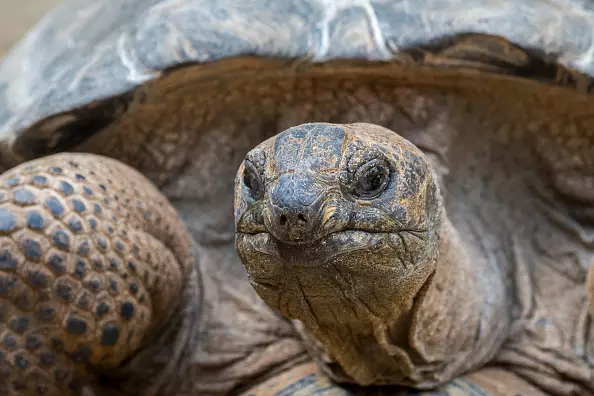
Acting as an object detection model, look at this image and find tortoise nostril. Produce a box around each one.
[278,213,308,227]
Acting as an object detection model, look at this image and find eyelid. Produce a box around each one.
[355,158,384,176]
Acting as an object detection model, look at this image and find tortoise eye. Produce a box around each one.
[353,159,390,199]
[243,160,263,199]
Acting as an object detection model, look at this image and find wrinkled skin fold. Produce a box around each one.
[234,122,594,394]
[2,42,594,395]
[234,123,505,387]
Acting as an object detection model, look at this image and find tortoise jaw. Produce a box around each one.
[236,229,424,330]
[236,228,409,269]
[266,225,321,245]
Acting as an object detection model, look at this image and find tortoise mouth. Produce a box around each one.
[235,229,425,321]
[236,228,417,269]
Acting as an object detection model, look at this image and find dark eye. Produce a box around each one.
[243,160,263,199]
[353,159,390,199]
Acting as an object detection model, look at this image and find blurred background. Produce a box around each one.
[0,0,60,58]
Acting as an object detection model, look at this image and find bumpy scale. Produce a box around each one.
[0,154,193,396]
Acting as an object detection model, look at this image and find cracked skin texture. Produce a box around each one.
[1,32,594,396]
[4,0,594,391]
[235,121,594,395]
[2,71,594,395]
[0,86,569,396]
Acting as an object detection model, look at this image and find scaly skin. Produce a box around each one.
[2,53,594,394]
[0,153,193,396]
[236,124,498,388]
[234,122,594,395]
[234,123,498,386]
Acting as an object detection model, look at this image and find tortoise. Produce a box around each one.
[0,0,593,395]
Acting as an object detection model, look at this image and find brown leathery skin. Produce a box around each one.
[234,123,505,387]
[38,72,594,394]
[234,116,594,394]
[41,73,594,394]
[2,35,594,396]
[0,153,193,395]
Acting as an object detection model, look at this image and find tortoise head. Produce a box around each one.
[234,123,442,331]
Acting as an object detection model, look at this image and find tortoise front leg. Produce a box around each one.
[0,153,194,396]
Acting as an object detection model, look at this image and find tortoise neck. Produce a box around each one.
[404,216,512,374]
[303,213,512,387]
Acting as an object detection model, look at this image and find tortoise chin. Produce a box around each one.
[235,228,429,324]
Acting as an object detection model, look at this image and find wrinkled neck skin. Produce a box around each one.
[296,205,511,388]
